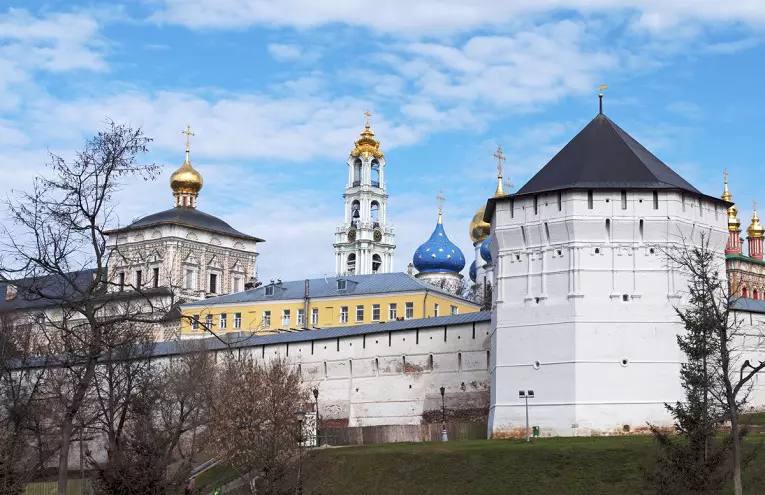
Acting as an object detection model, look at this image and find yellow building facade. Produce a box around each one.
[179,273,480,337]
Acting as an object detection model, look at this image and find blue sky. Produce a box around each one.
[1,1,764,281]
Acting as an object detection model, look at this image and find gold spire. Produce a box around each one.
[170,124,203,205]
[493,145,506,197]
[722,169,741,232]
[350,111,384,159]
[437,190,445,224]
[748,200,764,238]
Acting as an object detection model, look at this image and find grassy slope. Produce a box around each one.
[304,436,765,495]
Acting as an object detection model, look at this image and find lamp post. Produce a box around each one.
[294,410,307,495]
[518,390,535,443]
[312,388,320,446]
[439,386,448,442]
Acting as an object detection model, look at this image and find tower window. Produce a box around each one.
[371,201,380,224]
[352,159,361,186]
[653,190,659,209]
[544,222,551,245]
[371,161,380,187]
[639,219,644,243]
[152,267,160,288]
[682,193,686,212]
[605,218,611,243]
[209,273,218,294]
[588,190,594,209]
[372,254,382,273]
[510,198,514,218]
[621,190,627,210]
[346,254,356,275]
[534,196,539,215]
[557,191,562,211]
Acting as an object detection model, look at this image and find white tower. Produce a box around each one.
[485,104,729,437]
[334,113,396,275]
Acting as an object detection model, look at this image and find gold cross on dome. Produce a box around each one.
[754,199,758,211]
[364,110,372,125]
[437,190,446,214]
[182,124,195,152]
[724,168,729,183]
[494,145,506,177]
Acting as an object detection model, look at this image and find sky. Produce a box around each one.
[1,1,764,282]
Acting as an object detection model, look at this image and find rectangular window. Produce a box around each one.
[337,279,347,290]
[311,308,319,325]
[262,311,271,328]
[282,309,290,327]
[209,273,218,294]
[587,190,594,209]
[233,276,242,293]
[265,285,274,296]
[297,309,305,326]
[192,314,199,331]
[185,269,194,290]
[118,272,125,291]
[653,190,659,210]
[153,267,159,288]
[135,270,142,289]
[450,305,459,315]
[534,196,539,215]
[434,303,439,317]
[389,303,397,320]
[234,312,241,329]
[621,190,627,210]
[372,304,381,321]
[205,314,213,330]
[405,302,414,319]
[356,305,364,322]
[557,191,562,211]
[219,313,227,330]
[340,306,349,324]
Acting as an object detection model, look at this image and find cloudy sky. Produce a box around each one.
[2,1,764,281]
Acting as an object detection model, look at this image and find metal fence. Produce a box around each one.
[319,422,487,446]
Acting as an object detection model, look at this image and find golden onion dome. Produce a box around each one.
[747,203,764,238]
[170,153,203,195]
[721,171,740,232]
[469,205,491,244]
[350,122,384,159]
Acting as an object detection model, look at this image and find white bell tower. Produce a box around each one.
[333,113,396,275]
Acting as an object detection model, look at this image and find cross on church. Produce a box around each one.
[364,110,372,125]
[724,168,729,183]
[437,190,446,215]
[182,124,195,152]
[494,145,506,177]
[504,177,515,192]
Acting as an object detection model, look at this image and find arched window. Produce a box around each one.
[371,161,380,187]
[347,254,356,275]
[754,289,760,300]
[743,286,749,298]
[352,159,362,186]
[372,254,382,273]
[371,201,380,224]
[351,200,361,227]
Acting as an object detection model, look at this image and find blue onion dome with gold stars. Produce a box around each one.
[469,260,477,283]
[480,235,493,264]
[413,210,465,274]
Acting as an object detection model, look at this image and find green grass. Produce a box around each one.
[303,436,765,495]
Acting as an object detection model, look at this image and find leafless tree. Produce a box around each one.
[0,314,57,494]
[210,356,308,495]
[0,121,164,494]
[667,234,765,495]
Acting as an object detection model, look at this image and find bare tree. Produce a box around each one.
[210,356,308,494]
[667,234,765,495]
[0,314,57,494]
[0,121,162,494]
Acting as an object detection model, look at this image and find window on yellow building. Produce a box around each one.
[263,311,271,328]
[450,305,458,315]
[405,302,414,319]
[372,304,380,321]
[389,303,397,320]
[234,312,241,329]
[340,306,348,324]
[434,303,439,317]
[297,309,305,326]
[356,305,364,322]
[282,310,290,327]
[204,314,213,330]
[311,308,319,325]
[192,314,199,331]
[219,313,227,330]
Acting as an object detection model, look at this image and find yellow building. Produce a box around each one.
[179,272,480,337]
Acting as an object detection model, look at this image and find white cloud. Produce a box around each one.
[705,37,761,54]
[666,100,703,120]
[267,43,321,63]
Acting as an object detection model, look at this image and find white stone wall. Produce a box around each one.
[489,189,730,437]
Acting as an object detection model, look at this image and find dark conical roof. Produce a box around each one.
[515,113,701,196]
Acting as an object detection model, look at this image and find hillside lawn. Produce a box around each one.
[303,435,765,495]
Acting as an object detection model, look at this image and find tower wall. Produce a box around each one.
[488,189,728,436]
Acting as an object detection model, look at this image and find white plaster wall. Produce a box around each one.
[489,189,729,437]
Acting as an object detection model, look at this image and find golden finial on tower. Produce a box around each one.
[182,124,195,163]
[722,168,732,202]
[364,110,372,126]
[437,190,446,224]
[351,111,384,159]
[599,85,608,114]
[493,145,506,197]
[170,124,203,207]
[748,199,764,238]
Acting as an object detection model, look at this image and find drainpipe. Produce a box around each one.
[304,279,310,329]
[423,289,430,318]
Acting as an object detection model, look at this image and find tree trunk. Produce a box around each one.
[730,395,743,495]
[57,416,74,495]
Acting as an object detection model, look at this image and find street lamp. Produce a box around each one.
[312,388,320,446]
[439,386,448,442]
[518,390,535,443]
[294,410,307,495]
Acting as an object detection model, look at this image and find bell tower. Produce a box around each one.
[333,113,396,275]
